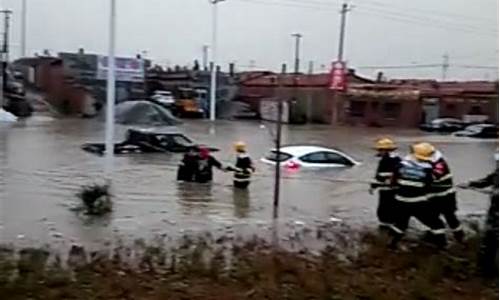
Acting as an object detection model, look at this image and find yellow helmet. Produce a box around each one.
[374,137,397,150]
[411,142,435,161]
[234,141,247,152]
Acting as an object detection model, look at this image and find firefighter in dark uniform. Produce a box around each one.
[370,138,401,229]
[423,143,464,242]
[176,146,199,182]
[227,141,255,189]
[460,152,498,276]
[194,146,224,183]
[389,143,447,249]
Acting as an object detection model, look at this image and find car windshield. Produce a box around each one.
[265,150,292,162]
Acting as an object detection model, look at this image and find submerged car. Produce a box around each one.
[419,118,465,133]
[452,124,498,138]
[82,128,218,155]
[151,90,175,107]
[261,145,360,168]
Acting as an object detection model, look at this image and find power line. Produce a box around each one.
[356,63,498,70]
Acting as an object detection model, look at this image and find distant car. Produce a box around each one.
[151,90,175,107]
[261,145,360,168]
[452,124,498,138]
[419,118,465,132]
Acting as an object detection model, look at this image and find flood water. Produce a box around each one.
[0,117,497,247]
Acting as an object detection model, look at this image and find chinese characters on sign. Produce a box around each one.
[329,61,347,91]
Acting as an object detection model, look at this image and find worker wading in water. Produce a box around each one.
[421,142,464,242]
[226,141,255,189]
[389,143,447,249]
[195,146,224,183]
[459,152,499,277]
[176,146,199,182]
[370,137,401,229]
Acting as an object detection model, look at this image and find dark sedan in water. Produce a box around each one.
[419,118,466,133]
[453,124,498,139]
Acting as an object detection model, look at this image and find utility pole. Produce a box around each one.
[209,0,225,122]
[441,53,449,81]
[202,45,209,71]
[337,2,350,62]
[0,10,12,109]
[291,33,302,74]
[21,0,27,57]
[104,0,116,183]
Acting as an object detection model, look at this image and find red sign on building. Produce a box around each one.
[329,61,347,91]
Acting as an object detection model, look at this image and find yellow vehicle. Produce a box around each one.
[174,87,206,118]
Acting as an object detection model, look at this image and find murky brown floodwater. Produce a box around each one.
[0,116,497,247]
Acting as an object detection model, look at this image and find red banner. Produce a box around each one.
[329,61,347,91]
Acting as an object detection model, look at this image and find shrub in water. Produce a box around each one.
[77,184,112,215]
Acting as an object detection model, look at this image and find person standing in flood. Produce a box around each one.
[389,143,447,249]
[177,146,199,182]
[195,146,224,183]
[227,141,255,189]
[460,151,498,276]
[422,143,464,242]
[370,138,401,229]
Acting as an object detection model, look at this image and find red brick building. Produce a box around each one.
[237,70,498,127]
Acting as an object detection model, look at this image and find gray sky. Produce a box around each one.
[2,0,498,80]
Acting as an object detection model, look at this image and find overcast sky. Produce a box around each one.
[1,0,498,80]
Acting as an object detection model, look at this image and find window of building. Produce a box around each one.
[382,102,401,120]
[469,105,483,115]
[349,100,366,117]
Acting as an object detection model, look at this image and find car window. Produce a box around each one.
[172,135,192,146]
[266,151,292,162]
[324,152,353,165]
[300,152,327,163]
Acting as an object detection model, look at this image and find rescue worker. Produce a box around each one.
[423,142,464,242]
[227,141,255,189]
[176,146,199,182]
[459,152,498,276]
[389,143,447,249]
[194,146,224,183]
[369,137,401,229]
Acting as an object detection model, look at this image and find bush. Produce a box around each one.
[76,184,112,216]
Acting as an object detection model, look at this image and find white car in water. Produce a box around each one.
[261,145,360,168]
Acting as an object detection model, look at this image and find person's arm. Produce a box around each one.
[210,156,223,169]
[468,172,495,189]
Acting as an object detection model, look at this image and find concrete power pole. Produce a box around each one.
[337,2,351,62]
[442,53,449,81]
[291,33,302,74]
[21,0,27,57]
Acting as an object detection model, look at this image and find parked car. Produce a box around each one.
[261,145,360,168]
[419,118,465,132]
[82,128,218,155]
[151,90,175,107]
[452,124,498,138]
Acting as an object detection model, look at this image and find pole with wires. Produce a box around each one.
[104,0,116,183]
[337,2,350,62]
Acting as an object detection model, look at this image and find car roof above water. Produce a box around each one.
[274,145,340,157]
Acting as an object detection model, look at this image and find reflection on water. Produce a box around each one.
[0,118,497,245]
[233,188,250,218]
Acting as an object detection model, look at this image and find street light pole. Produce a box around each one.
[209,0,225,121]
[20,0,27,57]
[104,0,116,183]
